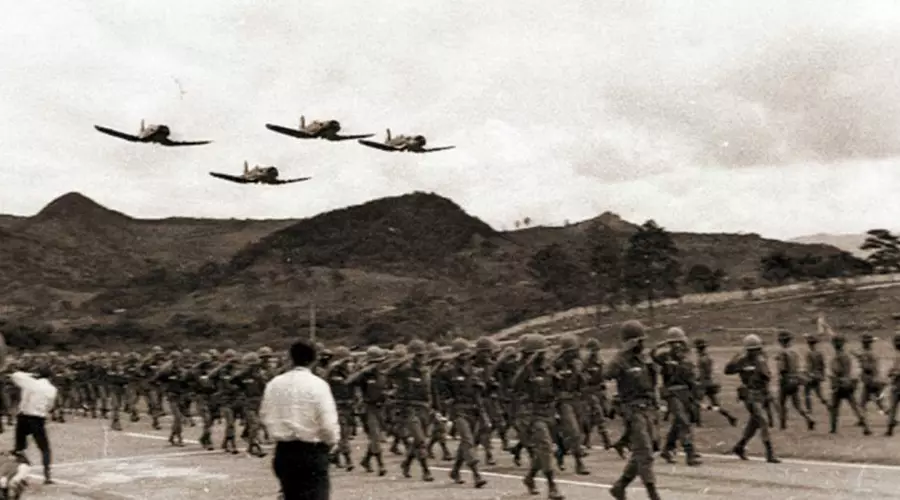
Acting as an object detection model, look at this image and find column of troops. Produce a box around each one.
[3,322,900,500]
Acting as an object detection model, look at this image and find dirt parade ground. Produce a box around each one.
[17,411,900,500]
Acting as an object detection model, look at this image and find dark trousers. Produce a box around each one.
[273,441,330,500]
[14,414,51,479]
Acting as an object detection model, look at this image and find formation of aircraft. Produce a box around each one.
[93,120,212,147]
[209,161,311,185]
[93,115,456,187]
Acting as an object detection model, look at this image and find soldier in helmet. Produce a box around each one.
[651,327,701,466]
[802,333,828,413]
[346,346,389,476]
[152,351,189,447]
[774,330,816,431]
[829,334,870,435]
[492,344,524,463]
[190,352,218,450]
[442,338,488,488]
[512,334,564,500]
[322,346,356,470]
[552,333,590,475]
[207,349,242,454]
[886,332,900,436]
[472,337,503,463]
[385,339,435,481]
[725,334,780,464]
[692,339,737,427]
[581,338,613,451]
[605,320,662,500]
[853,333,887,416]
[230,352,267,457]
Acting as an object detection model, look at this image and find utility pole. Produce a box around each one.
[309,301,317,342]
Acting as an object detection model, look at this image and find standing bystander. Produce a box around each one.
[260,339,340,500]
[10,366,57,485]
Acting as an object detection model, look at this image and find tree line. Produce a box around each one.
[527,220,877,311]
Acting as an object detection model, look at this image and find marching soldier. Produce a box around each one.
[191,352,218,450]
[828,334,870,435]
[153,351,188,447]
[493,344,527,465]
[774,330,815,431]
[473,337,504,464]
[854,333,887,416]
[207,349,241,454]
[692,339,737,427]
[552,334,590,475]
[606,321,662,500]
[886,333,900,436]
[512,334,564,500]
[651,327,701,466]
[323,346,357,470]
[346,346,389,476]
[231,352,267,457]
[105,352,128,431]
[725,334,780,464]
[802,334,829,413]
[442,338,488,488]
[386,340,434,482]
[582,338,613,450]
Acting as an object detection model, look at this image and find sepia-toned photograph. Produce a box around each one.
[2,1,900,499]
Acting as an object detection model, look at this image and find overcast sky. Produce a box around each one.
[2,0,899,239]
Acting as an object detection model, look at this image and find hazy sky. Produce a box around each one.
[2,0,899,239]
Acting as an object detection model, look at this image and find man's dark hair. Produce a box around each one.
[289,340,317,367]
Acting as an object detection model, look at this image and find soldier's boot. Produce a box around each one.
[523,469,540,496]
[659,447,676,464]
[764,441,780,464]
[450,459,465,484]
[342,451,354,472]
[248,443,266,458]
[806,416,816,431]
[101,408,109,419]
[168,433,184,447]
[418,457,434,482]
[470,461,487,488]
[511,443,523,467]
[886,421,896,437]
[731,439,749,460]
[375,452,387,476]
[484,448,496,466]
[111,419,122,431]
[554,447,566,471]
[198,432,211,450]
[130,412,140,423]
[644,483,662,500]
[152,417,161,431]
[361,451,373,473]
[440,441,453,461]
[574,455,590,475]
[391,438,404,456]
[720,409,738,427]
[546,472,564,500]
[829,408,839,434]
[401,455,413,478]
[600,429,613,450]
[684,443,702,466]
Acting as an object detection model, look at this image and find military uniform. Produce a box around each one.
[774,331,815,431]
[725,334,780,464]
[855,334,887,415]
[886,334,900,436]
[442,338,488,488]
[582,338,612,450]
[652,328,701,466]
[346,346,389,476]
[802,334,829,413]
[693,339,736,427]
[323,346,357,470]
[387,340,434,482]
[828,335,870,435]
[552,334,589,475]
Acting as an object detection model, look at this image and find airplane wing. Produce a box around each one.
[160,138,213,147]
[419,146,456,153]
[330,133,375,141]
[272,176,312,185]
[209,172,251,184]
[265,123,315,139]
[358,139,401,152]
[94,125,140,142]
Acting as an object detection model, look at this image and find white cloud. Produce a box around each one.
[2,0,899,240]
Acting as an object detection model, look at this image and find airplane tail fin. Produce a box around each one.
[244,160,249,174]
[386,128,391,142]
[140,119,145,132]
[300,115,305,129]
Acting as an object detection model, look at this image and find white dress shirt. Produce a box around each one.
[259,367,340,445]
[10,372,58,419]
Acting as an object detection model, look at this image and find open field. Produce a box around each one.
[19,411,900,500]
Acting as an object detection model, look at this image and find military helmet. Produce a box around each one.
[427,342,441,354]
[861,333,875,343]
[393,344,408,356]
[199,352,213,362]
[743,334,763,351]
[451,337,471,353]
[152,346,163,353]
[258,346,274,357]
[242,352,260,364]
[521,334,547,353]
[332,346,351,359]
[559,333,579,350]
[367,346,385,359]
[475,337,497,352]
[803,333,819,344]
[620,320,647,343]
[223,348,238,359]
[169,350,182,358]
[585,338,601,350]
[666,327,688,344]
[693,338,707,348]
[831,334,846,344]
[408,339,427,355]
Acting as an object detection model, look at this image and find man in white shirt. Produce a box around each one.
[260,340,340,500]
[10,366,57,485]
